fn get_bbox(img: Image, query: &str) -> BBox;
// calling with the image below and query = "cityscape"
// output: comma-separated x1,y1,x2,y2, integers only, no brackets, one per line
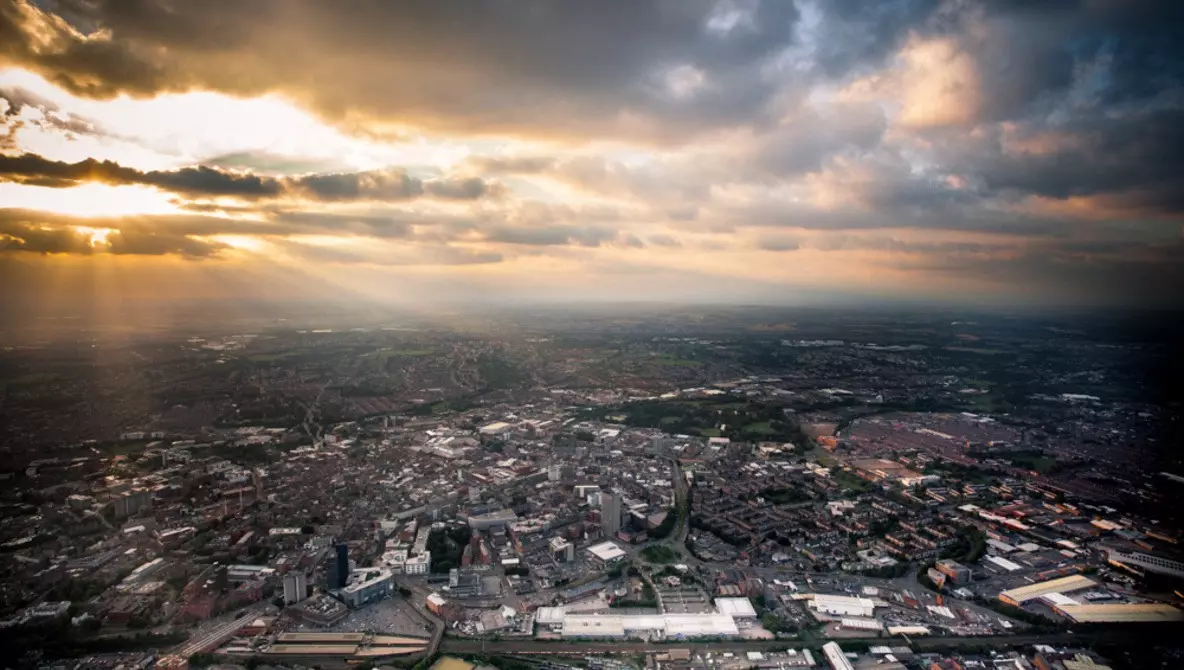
1,306,1181,670
2,0,1183,669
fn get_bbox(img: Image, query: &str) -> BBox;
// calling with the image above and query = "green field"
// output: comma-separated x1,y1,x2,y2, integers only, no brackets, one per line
743,421,777,436
1008,454,1058,474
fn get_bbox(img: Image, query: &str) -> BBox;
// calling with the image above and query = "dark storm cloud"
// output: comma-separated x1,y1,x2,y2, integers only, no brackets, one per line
0,0,803,140
972,108,1184,213
0,152,283,196
0,153,499,203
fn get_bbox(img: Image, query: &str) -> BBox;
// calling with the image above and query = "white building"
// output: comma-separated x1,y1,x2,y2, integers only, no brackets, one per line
714,597,757,620
586,541,627,567
810,594,876,618
404,553,430,575
479,421,512,436
822,642,854,670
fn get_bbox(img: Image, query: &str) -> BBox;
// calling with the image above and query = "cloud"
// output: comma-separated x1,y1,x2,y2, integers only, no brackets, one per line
0,152,499,203
482,225,618,248
0,0,805,141
755,235,801,252
0,217,226,257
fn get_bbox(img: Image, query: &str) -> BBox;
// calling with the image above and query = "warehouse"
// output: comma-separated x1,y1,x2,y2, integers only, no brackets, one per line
984,555,1023,573
997,575,1096,607
1054,603,1184,623
714,597,758,620
810,594,876,618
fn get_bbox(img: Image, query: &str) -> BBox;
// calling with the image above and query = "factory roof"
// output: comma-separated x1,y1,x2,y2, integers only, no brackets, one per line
998,575,1096,604
714,597,757,618
1055,603,1184,623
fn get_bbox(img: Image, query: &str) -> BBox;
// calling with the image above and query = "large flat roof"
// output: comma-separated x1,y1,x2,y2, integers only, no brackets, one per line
714,597,757,618
266,644,360,655
587,541,626,561
1056,603,1184,623
276,632,367,643
998,575,1096,604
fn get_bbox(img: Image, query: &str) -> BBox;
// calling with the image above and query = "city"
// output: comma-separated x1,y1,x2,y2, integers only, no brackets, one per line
1,307,1181,669
1,0,1183,669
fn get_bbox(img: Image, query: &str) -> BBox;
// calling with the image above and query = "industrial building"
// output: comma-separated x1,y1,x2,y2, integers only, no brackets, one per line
535,599,756,640
822,642,854,670
809,594,877,617
998,574,1096,607
934,559,972,584
1053,602,1184,623
1105,548,1184,579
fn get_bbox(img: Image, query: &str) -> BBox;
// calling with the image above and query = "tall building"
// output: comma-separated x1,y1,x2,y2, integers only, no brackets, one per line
327,543,349,590
283,572,308,604
601,492,622,538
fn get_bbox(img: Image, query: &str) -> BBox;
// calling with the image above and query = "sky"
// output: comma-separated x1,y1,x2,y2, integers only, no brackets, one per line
0,0,1182,313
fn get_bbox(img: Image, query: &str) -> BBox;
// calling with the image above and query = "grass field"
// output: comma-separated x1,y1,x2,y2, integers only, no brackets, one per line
743,421,777,435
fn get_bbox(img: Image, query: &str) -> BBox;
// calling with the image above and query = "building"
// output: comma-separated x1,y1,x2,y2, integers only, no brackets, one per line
227,564,276,583
426,592,447,615
340,568,393,608
112,489,153,519
998,575,1096,607
713,597,757,620
600,492,623,537
935,559,972,584
822,642,854,670
404,553,430,575
479,421,512,436
283,572,308,605
586,541,627,568
810,594,876,618
466,509,518,531
1053,602,1184,623
550,537,575,563
327,543,349,590
1105,548,1184,579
